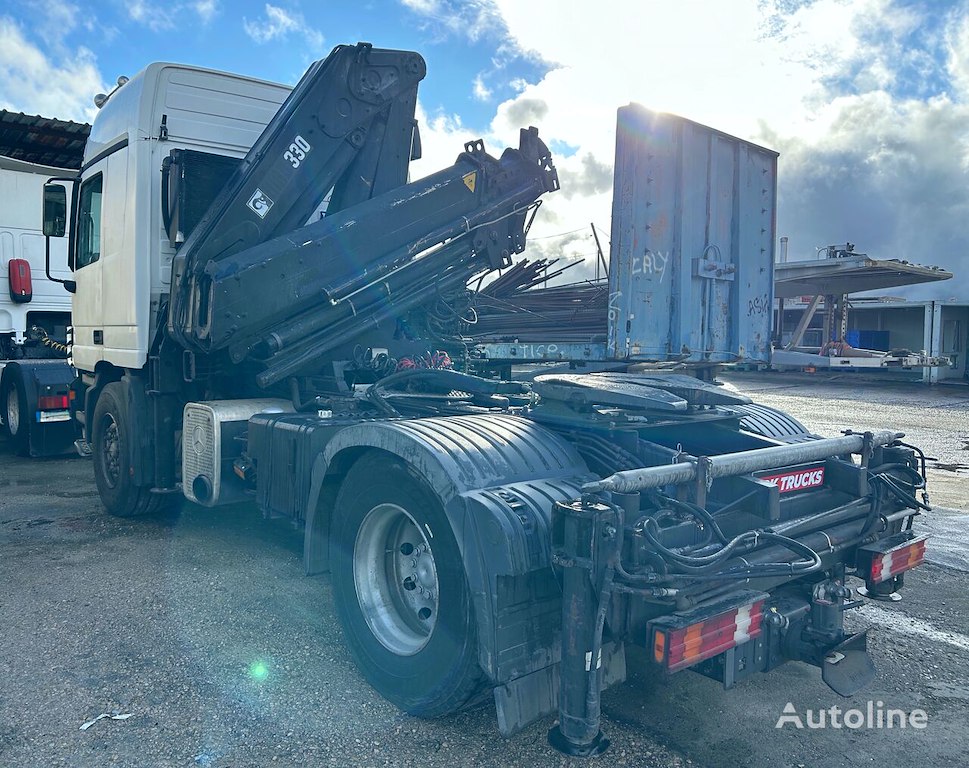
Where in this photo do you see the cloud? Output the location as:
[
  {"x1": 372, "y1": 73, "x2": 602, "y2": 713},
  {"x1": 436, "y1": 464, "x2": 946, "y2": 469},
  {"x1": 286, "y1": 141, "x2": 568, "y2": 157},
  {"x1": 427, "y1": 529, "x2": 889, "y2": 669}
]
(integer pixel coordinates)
[
  {"x1": 399, "y1": 0, "x2": 503, "y2": 44},
  {"x1": 193, "y1": 0, "x2": 218, "y2": 23},
  {"x1": 501, "y1": 97, "x2": 547, "y2": 127},
  {"x1": 0, "y1": 16, "x2": 104, "y2": 122},
  {"x1": 399, "y1": 0, "x2": 551, "y2": 106},
  {"x1": 32, "y1": 0, "x2": 79, "y2": 46},
  {"x1": 400, "y1": 0, "x2": 439, "y2": 12},
  {"x1": 408, "y1": 102, "x2": 471, "y2": 182},
  {"x1": 558, "y1": 152, "x2": 612, "y2": 200},
  {"x1": 242, "y1": 3, "x2": 323, "y2": 50},
  {"x1": 125, "y1": 0, "x2": 175, "y2": 31},
  {"x1": 243, "y1": 4, "x2": 297, "y2": 42},
  {"x1": 752, "y1": 0, "x2": 969, "y2": 297},
  {"x1": 769, "y1": 91, "x2": 969, "y2": 298},
  {"x1": 119, "y1": 0, "x2": 220, "y2": 30},
  {"x1": 472, "y1": 74, "x2": 491, "y2": 101},
  {"x1": 411, "y1": 0, "x2": 969, "y2": 296},
  {"x1": 26, "y1": 0, "x2": 110, "y2": 47}
]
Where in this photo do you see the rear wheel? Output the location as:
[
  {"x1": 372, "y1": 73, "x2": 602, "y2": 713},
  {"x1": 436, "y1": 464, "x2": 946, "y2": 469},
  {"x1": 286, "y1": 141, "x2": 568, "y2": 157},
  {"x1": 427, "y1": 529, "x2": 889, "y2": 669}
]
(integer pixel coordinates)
[
  {"x1": 330, "y1": 453, "x2": 483, "y2": 717},
  {"x1": 1, "y1": 372, "x2": 28, "y2": 455},
  {"x1": 92, "y1": 381, "x2": 174, "y2": 517}
]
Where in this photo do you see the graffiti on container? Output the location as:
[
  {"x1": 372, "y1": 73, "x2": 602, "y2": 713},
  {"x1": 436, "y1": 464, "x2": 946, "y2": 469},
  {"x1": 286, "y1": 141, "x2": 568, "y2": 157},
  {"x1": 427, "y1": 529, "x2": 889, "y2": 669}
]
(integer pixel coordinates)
[
  {"x1": 629, "y1": 249, "x2": 670, "y2": 282},
  {"x1": 747, "y1": 293, "x2": 770, "y2": 316},
  {"x1": 514, "y1": 344, "x2": 561, "y2": 358},
  {"x1": 608, "y1": 291, "x2": 623, "y2": 324}
]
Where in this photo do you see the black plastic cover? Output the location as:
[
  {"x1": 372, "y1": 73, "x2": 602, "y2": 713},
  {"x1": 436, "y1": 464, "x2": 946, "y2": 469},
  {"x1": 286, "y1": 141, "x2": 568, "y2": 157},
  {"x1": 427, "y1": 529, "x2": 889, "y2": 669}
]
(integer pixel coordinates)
[
  {"x1": 247, "y1": 412, "x2": 354, "y2": 522},
  {"x1": 162, "y1": 149, "x2": 241, "y2": 247}
]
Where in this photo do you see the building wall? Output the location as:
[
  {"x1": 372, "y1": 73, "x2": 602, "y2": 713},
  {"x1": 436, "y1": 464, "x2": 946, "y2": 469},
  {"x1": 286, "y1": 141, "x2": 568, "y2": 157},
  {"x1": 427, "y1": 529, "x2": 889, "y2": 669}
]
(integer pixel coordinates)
[
  {"x1": 846, "y1": 306, "x2": 924, "y2": 352},
  {"x1": 938, "y1": 305, "x2": 968, "y2": 380},
  {"x1": 848, "y1": 302, "x2": 968, "y2": 381}
]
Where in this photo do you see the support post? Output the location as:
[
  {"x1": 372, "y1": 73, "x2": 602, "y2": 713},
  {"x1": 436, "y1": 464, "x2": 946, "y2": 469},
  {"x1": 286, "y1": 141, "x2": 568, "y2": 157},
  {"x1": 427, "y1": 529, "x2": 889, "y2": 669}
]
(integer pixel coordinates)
[
  {"x1": 923, "y1": 301, "x2": 942, "y2": 384},
  {"x1": 785, "y1": 294, "x2": 823, "y2": 350},
  {"x1": 548, "y1": 499, "x2": 612, "y2": 757}
]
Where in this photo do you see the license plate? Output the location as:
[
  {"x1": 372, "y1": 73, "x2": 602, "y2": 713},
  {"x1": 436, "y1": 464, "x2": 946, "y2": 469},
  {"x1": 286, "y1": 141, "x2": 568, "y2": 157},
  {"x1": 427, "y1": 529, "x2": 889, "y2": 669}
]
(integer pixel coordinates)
[{"x1": 37, "y1": 410, "x2": 71, "y2": 423}]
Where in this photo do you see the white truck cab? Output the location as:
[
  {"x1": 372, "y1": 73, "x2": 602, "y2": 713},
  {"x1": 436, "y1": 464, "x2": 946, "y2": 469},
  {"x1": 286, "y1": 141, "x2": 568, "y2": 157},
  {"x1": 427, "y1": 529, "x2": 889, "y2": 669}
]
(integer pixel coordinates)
[
  {"x1": 0, "y1": 155, "x2": 72, "y2": 346},
  {"x1": 68, "y1": 64, "x2": 289, "y2": 374},
  {"x1": 0, "y1": 154, "x2": 76, "y2": 455}
]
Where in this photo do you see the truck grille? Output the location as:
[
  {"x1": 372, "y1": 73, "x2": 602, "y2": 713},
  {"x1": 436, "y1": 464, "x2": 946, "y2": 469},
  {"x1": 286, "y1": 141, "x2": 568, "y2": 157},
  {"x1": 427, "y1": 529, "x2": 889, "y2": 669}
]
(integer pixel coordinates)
[{"x1": 182, "y1": 403, "x2": 217, "y2": 504}]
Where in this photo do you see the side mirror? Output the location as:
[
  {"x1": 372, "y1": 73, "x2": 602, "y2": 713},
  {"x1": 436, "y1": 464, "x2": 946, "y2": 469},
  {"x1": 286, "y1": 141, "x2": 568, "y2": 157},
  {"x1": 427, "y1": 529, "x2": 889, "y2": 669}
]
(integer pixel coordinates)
[{"x1": 43, "y1": 183, "x2": 67, "y2": 237}]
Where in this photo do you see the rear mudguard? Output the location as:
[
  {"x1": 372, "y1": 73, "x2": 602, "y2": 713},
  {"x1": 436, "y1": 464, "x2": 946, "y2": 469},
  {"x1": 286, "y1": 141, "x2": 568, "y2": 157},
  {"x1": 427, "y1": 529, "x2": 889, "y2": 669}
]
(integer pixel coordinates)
[
  {"x1": 1, "y1": 359, "x2": 75, "y2": 457},
  {"x1": 303, "y1": 414, "x2": 609, "y2": 726},
  {"x1": 732, "y1": 402, "x2": 813, "y2": 442}
]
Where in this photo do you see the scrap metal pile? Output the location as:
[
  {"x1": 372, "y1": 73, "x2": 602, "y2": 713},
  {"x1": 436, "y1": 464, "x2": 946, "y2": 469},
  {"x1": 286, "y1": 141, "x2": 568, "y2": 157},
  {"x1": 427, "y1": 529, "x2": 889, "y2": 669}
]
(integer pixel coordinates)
[{"x1": 467, "y1": 258, "x2": 609, "y2": 342}]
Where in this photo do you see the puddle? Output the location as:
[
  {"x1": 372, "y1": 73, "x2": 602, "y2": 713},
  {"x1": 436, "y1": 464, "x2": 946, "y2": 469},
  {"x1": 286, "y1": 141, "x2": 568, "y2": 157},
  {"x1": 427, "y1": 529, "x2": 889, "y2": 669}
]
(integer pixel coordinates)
[
  {"x1": 857, "y1": 603, "x2": 969, "y2": 652},
  {"x1": 931, "y1": 462, "x2": 969, "y2": 474},
  {"x1": 926, "y1": 681, "x2": 969, "y2": 702},
  {"x1": 919, "y1": 512, "x2": 969, "y2": 570},
  {"x1": 0, "y1": 517, "x2": 53, "y2": 528}
]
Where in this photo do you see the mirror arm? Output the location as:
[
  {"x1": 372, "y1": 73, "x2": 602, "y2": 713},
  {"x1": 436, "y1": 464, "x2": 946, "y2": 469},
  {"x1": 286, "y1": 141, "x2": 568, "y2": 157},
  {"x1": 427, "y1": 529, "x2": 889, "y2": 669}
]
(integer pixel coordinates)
[
  {"x1": 44, "y1": 175, "x2": 80, "y2": 291},
  {"x1": 43, "y1": 236, "x2": 74, "y2": 292}
]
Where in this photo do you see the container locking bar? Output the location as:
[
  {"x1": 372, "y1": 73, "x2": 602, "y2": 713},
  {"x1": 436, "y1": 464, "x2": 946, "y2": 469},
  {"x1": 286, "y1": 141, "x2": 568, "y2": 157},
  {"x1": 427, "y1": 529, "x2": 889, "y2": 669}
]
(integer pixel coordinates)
[{"x1": 582, "y1": 430, "x2": 902, "y2": 495}]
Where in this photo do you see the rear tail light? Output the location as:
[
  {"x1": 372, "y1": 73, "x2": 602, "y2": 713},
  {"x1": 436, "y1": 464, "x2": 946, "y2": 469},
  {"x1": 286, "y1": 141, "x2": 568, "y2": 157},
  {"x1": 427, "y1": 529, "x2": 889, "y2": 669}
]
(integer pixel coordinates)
[
  {"x1": 37, "y1": 395, "x2": 69, "y2": 410},
  {"x1": 866, "y1": 535, "x2": 927, "y2": 583},
  {"x1": 650, "y1": 595, "x2": 766, "y2": 673}
]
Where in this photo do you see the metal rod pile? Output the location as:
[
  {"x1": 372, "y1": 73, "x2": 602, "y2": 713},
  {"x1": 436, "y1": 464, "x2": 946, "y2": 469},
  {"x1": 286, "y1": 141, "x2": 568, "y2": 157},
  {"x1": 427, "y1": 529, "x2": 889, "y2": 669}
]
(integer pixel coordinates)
[{"x1": 469, "y1": 258, "x2": 610, "y2": 342}]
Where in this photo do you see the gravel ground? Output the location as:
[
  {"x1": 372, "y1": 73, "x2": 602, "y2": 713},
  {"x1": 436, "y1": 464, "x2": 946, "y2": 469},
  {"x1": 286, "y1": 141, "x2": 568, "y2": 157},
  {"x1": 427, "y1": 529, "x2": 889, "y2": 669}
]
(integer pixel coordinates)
[
  {"x1": 0, "y1": 454, "x2": 688, "y2": 768},
  {"x1": 2, "y1": 371, "x2": 968, "y2": 767}
]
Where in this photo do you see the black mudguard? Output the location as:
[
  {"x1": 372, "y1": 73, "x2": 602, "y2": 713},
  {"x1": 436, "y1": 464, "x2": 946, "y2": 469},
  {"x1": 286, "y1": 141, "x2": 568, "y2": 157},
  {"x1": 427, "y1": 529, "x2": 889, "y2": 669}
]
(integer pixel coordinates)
[{"x1": 303, "y1": 413, "x2": 618, "y2": 732}]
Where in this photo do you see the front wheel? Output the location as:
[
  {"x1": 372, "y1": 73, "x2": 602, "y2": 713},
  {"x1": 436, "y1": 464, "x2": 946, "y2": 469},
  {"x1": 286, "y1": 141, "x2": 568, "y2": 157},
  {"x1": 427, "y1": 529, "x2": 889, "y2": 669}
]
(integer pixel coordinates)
[
  {"x1": 91, "y1": 381, "x2": 173, "y2": 517},
  {"x1": 330, "y1": 453, "x2": 484, "y2": 717}
]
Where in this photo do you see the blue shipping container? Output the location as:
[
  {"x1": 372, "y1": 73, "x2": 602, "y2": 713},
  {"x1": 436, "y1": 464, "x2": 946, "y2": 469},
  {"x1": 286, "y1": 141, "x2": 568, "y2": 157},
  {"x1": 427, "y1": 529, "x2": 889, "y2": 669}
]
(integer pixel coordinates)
[{"x1": 608, "y1": 105, "x2": 778, "y2": 363}]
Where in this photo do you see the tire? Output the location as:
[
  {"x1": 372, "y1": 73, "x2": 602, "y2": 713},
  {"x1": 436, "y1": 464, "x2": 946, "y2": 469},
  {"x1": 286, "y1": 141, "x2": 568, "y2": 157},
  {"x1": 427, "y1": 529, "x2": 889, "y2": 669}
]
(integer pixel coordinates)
[
  {"x1": 1, "y1": 371, "x2": 29, "y2": 455},
  {"x1": 330, "y1": 453, "x2": 484, "y2": 717},
  {"x1": 91, "y1": 381, "x2": 174, "y2": 517}
]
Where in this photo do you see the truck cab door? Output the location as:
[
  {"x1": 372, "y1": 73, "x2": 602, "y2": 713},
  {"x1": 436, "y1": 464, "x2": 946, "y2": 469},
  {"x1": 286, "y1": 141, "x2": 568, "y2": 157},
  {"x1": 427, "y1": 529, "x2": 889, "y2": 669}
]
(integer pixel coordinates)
[
  {"x1": 72, "y1": 142, "x2": 134, "y2": 371},
  {"x1": 70, "y1": 170, "x2": 105, "y2": 370}
]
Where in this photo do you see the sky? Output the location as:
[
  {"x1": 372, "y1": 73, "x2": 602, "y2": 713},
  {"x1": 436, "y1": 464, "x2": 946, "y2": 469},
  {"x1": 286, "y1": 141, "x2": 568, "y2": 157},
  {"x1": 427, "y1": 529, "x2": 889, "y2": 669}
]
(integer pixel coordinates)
[{"x1": 1, "y1": 0, "x2": 967, "y2": 299}]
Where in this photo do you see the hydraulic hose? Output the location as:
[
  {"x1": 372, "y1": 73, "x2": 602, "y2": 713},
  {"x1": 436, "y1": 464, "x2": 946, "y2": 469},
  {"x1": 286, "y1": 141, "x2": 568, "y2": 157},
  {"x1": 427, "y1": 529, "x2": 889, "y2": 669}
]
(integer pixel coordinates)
[{"x1": 30, "y1": 325, "x2": 69, "y2": 355}]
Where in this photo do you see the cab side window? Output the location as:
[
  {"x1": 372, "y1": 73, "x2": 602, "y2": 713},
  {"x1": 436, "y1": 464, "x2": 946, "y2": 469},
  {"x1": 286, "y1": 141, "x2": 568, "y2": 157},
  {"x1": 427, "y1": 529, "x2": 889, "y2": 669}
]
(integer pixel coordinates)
[{"x1": 76, "y1": 173, "x2": 103, "y2": 269}]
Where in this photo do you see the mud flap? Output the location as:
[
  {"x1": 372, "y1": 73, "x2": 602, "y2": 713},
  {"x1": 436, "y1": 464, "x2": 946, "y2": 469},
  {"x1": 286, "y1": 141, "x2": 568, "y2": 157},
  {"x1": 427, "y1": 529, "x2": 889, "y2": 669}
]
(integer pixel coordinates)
[{"x1": 821, "y1": 631, "x2": 875, "y2": 697}]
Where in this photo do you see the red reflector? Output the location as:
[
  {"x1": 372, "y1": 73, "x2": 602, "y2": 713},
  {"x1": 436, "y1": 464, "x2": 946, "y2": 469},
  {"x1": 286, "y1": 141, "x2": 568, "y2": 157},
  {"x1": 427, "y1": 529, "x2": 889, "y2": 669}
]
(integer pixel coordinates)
[
  {"x1": 660, "y1": 599, "x2": 765, "y2": 673},
  {"x1": 8, "y1": 258, "x2": 32, "y2": 303},
  {"x1": 870, "y1": 539, "x2": 927, "y2": 583},
  {"x1": 37, "y1": 395, "x2": 69, "y2": 410}
]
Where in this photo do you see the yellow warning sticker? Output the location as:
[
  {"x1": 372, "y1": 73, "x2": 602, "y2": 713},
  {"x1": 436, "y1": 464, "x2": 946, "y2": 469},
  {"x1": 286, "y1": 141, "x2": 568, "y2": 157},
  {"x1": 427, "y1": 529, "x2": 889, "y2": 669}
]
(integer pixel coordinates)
[{"x1": 462, "y1": 171, "x2": 476, "y2": 193}]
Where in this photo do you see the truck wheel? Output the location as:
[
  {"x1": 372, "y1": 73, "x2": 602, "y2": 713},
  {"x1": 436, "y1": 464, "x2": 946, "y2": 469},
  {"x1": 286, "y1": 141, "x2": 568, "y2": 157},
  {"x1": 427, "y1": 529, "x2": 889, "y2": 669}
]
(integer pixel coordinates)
[
  {"x1": 92, "y1": 382, "x2": 171, "y2": 517},
  {"x1": 330, "y1": 453, "x2": 484, "y2": 717},
  {"x1": 2, "y1": 372, "x2": 29, "y2": 454}
]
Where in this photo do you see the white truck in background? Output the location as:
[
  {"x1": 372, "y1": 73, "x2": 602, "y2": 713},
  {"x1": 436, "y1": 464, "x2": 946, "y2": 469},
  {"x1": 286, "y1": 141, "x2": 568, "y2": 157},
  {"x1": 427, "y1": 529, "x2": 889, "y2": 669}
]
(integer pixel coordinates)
[{"x1": 0, "y1": 154, "x2": 76, "y2": 455}]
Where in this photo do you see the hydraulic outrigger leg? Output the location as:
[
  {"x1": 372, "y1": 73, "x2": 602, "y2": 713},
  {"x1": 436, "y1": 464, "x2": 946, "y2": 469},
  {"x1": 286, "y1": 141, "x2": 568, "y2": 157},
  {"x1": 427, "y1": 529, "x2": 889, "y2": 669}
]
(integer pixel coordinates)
[{"x1": 548, "y1": 498, "x2": 615, "y2": 757}]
